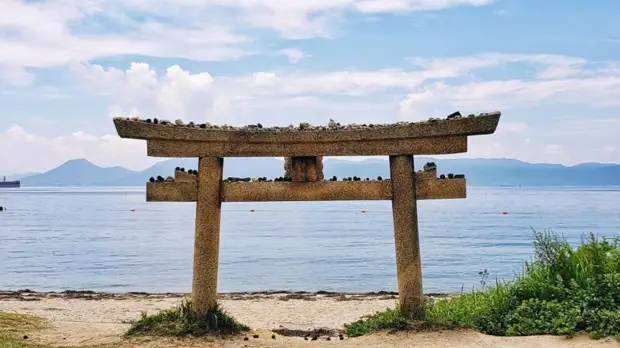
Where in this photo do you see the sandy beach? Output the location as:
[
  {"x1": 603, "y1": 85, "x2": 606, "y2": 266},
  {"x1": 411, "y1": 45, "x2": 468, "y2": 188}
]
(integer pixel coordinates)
[{"x1": 1, "y1": 290, "x2": 618, "y2": 347}]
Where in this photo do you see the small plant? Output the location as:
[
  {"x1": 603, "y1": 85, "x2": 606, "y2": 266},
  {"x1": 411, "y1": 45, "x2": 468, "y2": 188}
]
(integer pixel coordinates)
[
  {"x1": 344, "y1": 306, "x2": 410, "y2": 337},
  {"x1": 478, "y1": 269, "x2": 489, "y2": 290},
  {"x1": 344, "y1": 303, "x2": 450, "y2": 337},
  {"x1": 126, "y1": 299, "x2": 249, "y2": 337}
]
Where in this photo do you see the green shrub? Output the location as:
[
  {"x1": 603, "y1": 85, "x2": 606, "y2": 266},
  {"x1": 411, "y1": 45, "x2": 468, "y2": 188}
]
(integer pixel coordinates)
[
  {"x1": 126, "y1": 299, "x2": 249, "y2": 337},
  {"x1": 504, "y1": 299, "x2": 580, "y2": 336},
  {"x1": 349, "y1": 229, "x2": 620, "y2": 339}
]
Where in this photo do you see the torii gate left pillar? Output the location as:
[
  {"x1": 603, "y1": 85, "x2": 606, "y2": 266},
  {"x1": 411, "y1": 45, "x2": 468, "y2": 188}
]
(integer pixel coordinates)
[
  {"x1": 192, "y1": 157, "x2": 223, "y2": 310},
  {"x1": 390, "y1": 155, "x2": 423, "y2": 318}
]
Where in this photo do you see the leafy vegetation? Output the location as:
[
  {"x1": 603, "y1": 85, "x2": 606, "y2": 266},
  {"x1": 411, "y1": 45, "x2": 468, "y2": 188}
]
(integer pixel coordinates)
[
  {"x1": 346, "y1": 230, "x2": 620, "y2": 339},
  {"x1": 126, "y1": 299, "x2": 249, "y2": 337}
]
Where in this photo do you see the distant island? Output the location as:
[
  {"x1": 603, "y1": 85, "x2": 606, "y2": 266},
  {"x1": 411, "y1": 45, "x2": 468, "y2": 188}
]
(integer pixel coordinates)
[{"x1": 8, "y1": 157, "x2": 620, "y2": 187}]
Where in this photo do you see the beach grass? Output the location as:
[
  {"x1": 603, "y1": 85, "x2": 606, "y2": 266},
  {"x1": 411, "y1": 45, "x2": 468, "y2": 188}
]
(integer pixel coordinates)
[
  {"x1": 345, "y1": 229, "x2": 620, "y2": 340},
  {"x1": 126, "y1": 299, "x2": 249, "y2": 337},
  {"x1": 0, "y1": 312, "x2": 51, "y2": 348},
  {"x1": 343, "y1": 305, "x2": 451, "y2": 337}
]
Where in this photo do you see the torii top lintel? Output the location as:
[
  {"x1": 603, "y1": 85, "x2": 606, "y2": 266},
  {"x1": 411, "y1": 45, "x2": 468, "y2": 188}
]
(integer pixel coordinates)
[{"x1": 113, "y1": 111, "x2": 501, "y2": 158}]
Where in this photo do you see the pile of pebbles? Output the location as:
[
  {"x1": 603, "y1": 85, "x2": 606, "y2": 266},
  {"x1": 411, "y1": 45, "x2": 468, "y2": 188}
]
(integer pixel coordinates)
[
  {"x1": 174, "y1": 167, "x2": 198, "y2": 175},
  {"x1": 149, "y1": 174, "x2": 464, "y2": 183},
  {"x1": 149, "y1": 167, "x2": 199, "y2": 183},
  {"x1": 148, "y1": 161, "x2": 464, "y2": 183},
  {"x1": 116, "y1": 110, "x2": 489, "y2": 132}
]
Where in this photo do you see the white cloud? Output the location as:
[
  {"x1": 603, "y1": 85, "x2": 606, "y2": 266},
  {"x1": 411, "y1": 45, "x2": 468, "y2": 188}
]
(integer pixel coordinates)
[
  {"x1": 203, "y1": 0, "x2": 494, "y2": 38},
  {"x1": 399, "y1": 73, "x2": 620, "y2": 116},
  {"x1": 0, "y1": 66, "x2": 35, "y2": 87},
  {"x1": 3, "y1": 51, "x2": 620, "y2": 172},
  {"x1": 0, "y1": 0, "x2": 494, "y2": 86},
  {"x1": 498, "y1": 122, "x2": 528, "y2": 134},
  {"x1": 0, "y1": 124, "x2": 159, "y2": 174},
  {"x1": 108, "y1": 105, "x2": 140, "y2": 119},
  {"x1": 67, "y1": 53, "x2": 620, "y2": 127},
  {"x1": 72, "y1": 62, "x2": 218, "y2": 122},
  {"x1": 242, "y1": 69, "x2": 428, "y2": 95},
  {"x1": 543, "y1": 144, "x2": 563, "y2": 157},
  {"x1": 279, "y1": 48, "x2": 311, "y2": 63},
  {"x1": 4, "y1": 1, "x2": 620, "y2": 173},
  {"x1": 409, "y1": 53, "x2": 587, "y2": 80}
]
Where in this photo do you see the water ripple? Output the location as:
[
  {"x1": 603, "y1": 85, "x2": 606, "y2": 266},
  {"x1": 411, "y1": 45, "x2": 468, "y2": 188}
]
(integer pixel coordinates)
[{"x1": 1, "y1": 186, "x2": 618, "y2": 293}]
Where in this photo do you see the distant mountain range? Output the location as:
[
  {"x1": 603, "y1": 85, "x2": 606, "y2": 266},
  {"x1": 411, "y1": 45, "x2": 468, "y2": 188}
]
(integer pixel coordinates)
[{"x1": 10, "y1": 157, "x2": 620, "y2": 187}]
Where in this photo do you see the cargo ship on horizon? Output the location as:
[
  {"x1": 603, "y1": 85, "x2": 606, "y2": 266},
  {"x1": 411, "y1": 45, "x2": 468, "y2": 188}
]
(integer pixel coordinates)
[{"x1": 0, "y1": 176, "x2": 20, "y2": 188}]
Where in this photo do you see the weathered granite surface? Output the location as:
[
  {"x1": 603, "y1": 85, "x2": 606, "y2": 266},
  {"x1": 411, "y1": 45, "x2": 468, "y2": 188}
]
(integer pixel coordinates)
[
  {"x1": 284, "y1": 156, "x2": 324, "y2": 182},
  {"x1": 114, "y1": 112, "x2": 500, "y2": 157},
  {"x1": 390, "y1": 155, "x2": 424, "y2": 318},
  {"x1": 146, "y1": 169, "x2": 466, "y2": 202},
  {"x1": 146, "y1": 136, "x2": 468, "y2": 157},
  {"x1": 192, "y1": 157, "x2": 223, "y2": 312},
  {"x1": 114, "y1": 112, "x2": 500, "y2": 142}
]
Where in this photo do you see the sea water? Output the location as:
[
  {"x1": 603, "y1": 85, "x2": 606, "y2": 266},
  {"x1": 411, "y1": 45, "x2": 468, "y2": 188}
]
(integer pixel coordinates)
[{"x1": 1, "y1": 186, "x2": 618, "y2": 293}]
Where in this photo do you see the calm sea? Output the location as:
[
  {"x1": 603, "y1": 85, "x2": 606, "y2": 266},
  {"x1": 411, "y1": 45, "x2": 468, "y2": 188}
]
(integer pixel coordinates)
[{"x1": 1, "y1": 187, "x2": 619, "y2": 294}]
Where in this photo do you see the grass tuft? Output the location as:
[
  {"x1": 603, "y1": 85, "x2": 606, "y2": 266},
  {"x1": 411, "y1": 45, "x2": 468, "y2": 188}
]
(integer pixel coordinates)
[
  {"x1": 345, "y1": 307, "x2": 410, "y2": 337},
  {"x1": 0, "y1": 312, "x2": 50, "y2": 348},
  {"x1": 345, "y1": 304, "x2": 450, "y2": 337},
  {"x1": 126, "y1": 299, "x2": 249, "y2": 337},
  {"x1": 0, "y1": 312, "x2": 47, "y2": 334},
  {"x1": 346, "y1": 229, "x2": 620, "y2": 339}
]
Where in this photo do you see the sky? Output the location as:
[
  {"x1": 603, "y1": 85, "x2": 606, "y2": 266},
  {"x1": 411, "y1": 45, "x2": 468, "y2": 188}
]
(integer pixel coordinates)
[{"x1": 1, "y1": 0, "x2": 619, "y2": 175}]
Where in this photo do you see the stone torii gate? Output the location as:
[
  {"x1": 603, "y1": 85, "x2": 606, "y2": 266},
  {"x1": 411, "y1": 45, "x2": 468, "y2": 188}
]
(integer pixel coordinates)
[{"x1": 113, "y1": 111, "x2": 501, "y2": 318}]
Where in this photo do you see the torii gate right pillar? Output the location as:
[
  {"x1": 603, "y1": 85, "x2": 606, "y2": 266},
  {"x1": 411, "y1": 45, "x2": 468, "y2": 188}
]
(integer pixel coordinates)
[{"x1": 390, "y1": 155, "x2": 424, "y2": 319}]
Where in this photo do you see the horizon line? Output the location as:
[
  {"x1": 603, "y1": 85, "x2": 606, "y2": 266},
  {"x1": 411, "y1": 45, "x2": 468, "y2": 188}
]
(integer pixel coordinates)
[{"x1": 7, "y1": 156, "x2": 620, "y2": 177}]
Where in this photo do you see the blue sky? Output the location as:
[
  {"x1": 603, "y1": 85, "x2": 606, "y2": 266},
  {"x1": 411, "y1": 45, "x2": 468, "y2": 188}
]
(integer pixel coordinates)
[{"x1": 1, "y1": 0, "x2": 619, "y2": 174}]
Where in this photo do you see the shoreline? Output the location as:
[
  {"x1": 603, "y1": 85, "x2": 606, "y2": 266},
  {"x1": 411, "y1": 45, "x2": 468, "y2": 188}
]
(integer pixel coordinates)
[
  {"x1": 2, "y1": 289, "x2": 618, "y2": 347},
  {"x1": 0, "y1": 289, "x2": 454, "y2": 300}
]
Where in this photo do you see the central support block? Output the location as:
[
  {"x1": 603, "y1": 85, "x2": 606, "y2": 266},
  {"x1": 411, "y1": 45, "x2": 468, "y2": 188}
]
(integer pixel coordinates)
[{"x1": 284, "y1": 156, "x2": 324, "y2": 182}]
